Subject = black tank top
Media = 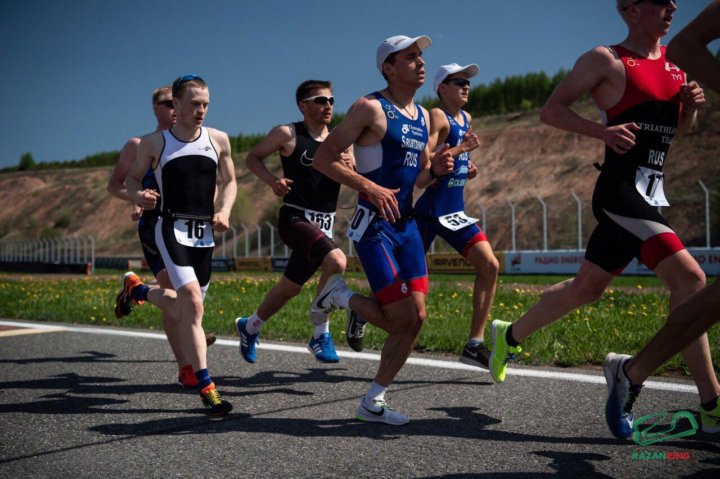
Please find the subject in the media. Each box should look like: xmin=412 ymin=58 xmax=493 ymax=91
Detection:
xmin=280 ymin=122 xmax=340 ymax=213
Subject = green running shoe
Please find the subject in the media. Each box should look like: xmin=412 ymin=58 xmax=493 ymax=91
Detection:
xmin=489 ymin=320 xmax=521 ymax=383
xmin=701 ymin=395 xmax=720 ymax=434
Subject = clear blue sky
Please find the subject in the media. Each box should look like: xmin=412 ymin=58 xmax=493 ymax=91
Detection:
xmin=0 ymin=0 xmax=714 ymax=168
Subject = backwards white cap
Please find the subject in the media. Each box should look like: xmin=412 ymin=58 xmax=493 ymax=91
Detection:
xmin=376 ymin=35 xmax=432 ymax=71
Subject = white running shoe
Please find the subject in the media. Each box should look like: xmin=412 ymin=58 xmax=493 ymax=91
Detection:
xmin=309 ymin=274 xmax=349 ymax=325
xmin=355 ymin=398 xmax=409 ymax=426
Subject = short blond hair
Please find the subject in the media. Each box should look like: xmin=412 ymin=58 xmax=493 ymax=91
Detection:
xmin=152 ymin=86 xmax=172 ymax=105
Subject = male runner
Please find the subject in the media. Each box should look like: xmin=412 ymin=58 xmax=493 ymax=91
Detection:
xmin=487 ymin=0 xmax=720 ymax=438
xmin=109 ymin=86 xmax=215 ymax=389
xmin=119 ymin=75 xmax=237 ymax=416
xmin=234 ymin=80 xmax=351 ymax=364
xmin=414 ymin=63 xmax=499 ymax=369
xmin=605 ymin=0 xmax=720 ymax=439
xmin=313 ymin=35 xmax=454 ymax=425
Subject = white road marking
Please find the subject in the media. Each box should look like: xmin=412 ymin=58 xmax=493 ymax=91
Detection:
xmin=0 ymin=319 xmax=697 ymax=394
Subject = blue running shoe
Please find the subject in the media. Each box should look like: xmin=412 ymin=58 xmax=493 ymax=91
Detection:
xmin=308 ymin=332 xmax=340 ymax=363
xmin=603 ymin=352 xmax=641 ymax=439
xmin=235 ymin=317 xmax=259 ymax=364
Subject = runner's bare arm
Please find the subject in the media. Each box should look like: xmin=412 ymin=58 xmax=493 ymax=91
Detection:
xmin=245 ymin=125 xmax=294 ymax=197
xmin=211 ymin=129 xmax=237 ymax=232
xmin=314 ymin=96 xmax=401 ymax=221
xmin=417 ymin=107 xmax=453 ymax=188
xmin=541 ymin=47 xmax=639 ymax=155
xmin=107 ymin=137 xmax=141 ymax=202
xmin=127 ymin=132 xmax=162 ymax=211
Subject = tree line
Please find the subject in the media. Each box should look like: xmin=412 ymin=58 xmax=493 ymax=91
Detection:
xmin=4 ymin=68 xmax=571 ymax=173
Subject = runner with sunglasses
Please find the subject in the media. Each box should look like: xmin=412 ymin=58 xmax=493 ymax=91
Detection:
xmin=604 ymin=0 xmax=720 ymax=440
xmin=234 ymin=80 xmax=353 ymax=364
xmin=109 ymin=86 xmax=216 ymax=389
xmin=486 ymin=0 xmax=720 ymax=438
xmin=313 ymin=35 xmax=454 ymax=425
xmin=119 ymin=75 xmax=237 ymax=416
xmin=413 ymin=63 xmax=499 ymax=370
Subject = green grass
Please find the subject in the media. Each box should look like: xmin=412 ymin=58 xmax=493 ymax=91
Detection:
xmin=0 ymin=272 xmax=717 ymax=376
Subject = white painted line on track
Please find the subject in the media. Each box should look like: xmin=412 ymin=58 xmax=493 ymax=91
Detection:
xmin=0 ymin=319 xmax=697 ymax=394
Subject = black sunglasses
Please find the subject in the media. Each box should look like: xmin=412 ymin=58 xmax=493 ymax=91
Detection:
xmin=443 ymin=78 xmax=470 ymax=88
xmin=301 ymin=95 xmax=335 ymax=106
xmin=627 ymin=0 xmax=674 ymax=9
xmin=156 ymin=100 xmax=174 ymax=109
xmin=172 ymin=74 xmax=204 ymax=97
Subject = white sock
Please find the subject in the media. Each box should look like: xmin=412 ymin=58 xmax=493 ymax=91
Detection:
xmin=364 ymin=381 xmax=387 ymax=407
xmin=313 ymin=321 xmax=329 ymax=339
xmin=245 ymin=312 xmax=265 ymax=334
xmin=335 ymin=288 xmax=354 ymax=309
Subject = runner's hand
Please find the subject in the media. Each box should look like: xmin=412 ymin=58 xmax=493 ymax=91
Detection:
xmin=273 ymin=178 xmax=293 ymax=197
xmin=602 ymin=123 xmax=640 ymax=155
xmin=467 ymin=161 xmax=478 ymax=180
xmin=212 ymin=210 xmax=230 ymax=232
xmin=137 ymin=189 xmax=160 ymax=210
xmin=680 ymin=81 xmax=705 ymax=110
xmin=365 ymin=183 xmax=401 ymax=222
xmin=130 ymin=204 xmax=143 ymax=221
xmin=462 ymin=126 xmax=480 ymax=153
xmin=432 ymin=144 xmax=454 ymax=176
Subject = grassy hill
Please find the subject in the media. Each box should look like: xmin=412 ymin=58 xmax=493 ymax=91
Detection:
xmin=2 ymin=98 xmax=719 ymax=256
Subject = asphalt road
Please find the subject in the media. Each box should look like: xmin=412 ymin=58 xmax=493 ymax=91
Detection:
xmin=0 ymin=319 xmax=718 ymax=478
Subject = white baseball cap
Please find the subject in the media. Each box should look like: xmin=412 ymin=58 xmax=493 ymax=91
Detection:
xmin=376 ymin=35 xmax=432 ymax=71
xmin=433 ymin=63 xmax=480 ymax=92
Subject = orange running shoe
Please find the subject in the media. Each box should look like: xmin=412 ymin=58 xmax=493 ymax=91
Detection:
xmin=200 ymin=382 xmax=233 ymax=416
xmin=114 ymin=271 xmax=144 ymax=318
xmin=178 ymin=364 xmax=198 ymax=389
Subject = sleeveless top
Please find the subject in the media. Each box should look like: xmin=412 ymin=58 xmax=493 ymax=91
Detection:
xmin=354 ymin=91 xmax=428 ymax=218
xmin=414 ymin=110 xmax=471 ymax=217
xmin=155 ymin=127 xmax=218 ymax=219
xmin=281 ymin=122 xmax=340 ymax=213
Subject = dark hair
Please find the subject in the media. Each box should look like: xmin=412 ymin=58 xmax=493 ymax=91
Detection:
xmin=381 ymin=52 xmax=399 ymax=82
xmin=172 ymin=75 xmax=207 ymax=99
xmin=296 ymin=80 xmax=332 ymax=105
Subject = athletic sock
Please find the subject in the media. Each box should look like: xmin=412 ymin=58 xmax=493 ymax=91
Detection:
xmin=194 ymin=368 xmax=212 ymax=390
xmin=313 ymin=321 xmax=330 ymax=339
xmin=245 ymin=312 xmax=265 ymax=335
xmin=701 ymin=395 xmax=719 ymax=411
xmin=336 ymin=288 xmax=354 ymax=309
xmin=506 ymin=325 xmax=521 ymax=347
xmin=467 ymin=338 xmax=483 ymax=348
xmin=363 ymin=381 xmax=387 ymax=407
xmin=131 ymin=284 xmax=149 ymax=302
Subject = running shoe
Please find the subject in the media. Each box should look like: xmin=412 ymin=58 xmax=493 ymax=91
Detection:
xmin=235 ymin=317 xmax=259 ymax=363
xmin=308 ymin=332 xmax=340 ymax=363
xmin=700 ymin=395 xmax=720 ymax=434
xmin=356 ymin=398 xmax=409 ymax=425
xmin=199 ymin=382 xmax=233 ymax=416
xmin=459 ymin=342 xmax=491 ymax=370
xmin=205 ymin=333 xmax=217 ymax=347
xmin=114 ymin=271 xmax=144 ymax=318
xmin=309 ymin=274 xmax=349 ymax=324
xmin=346 ymin=309 xmax=366 ymax=352
xmin=489 ymin=320 xmax=522 ymax=383
xmin=603 ymin=352 xmax=641 ymax=439
xmin=178 ymin=364 xmax=198 ymax=389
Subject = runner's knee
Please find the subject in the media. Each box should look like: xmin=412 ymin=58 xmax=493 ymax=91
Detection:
xmin=321 ymin=248 xmax=346 ymax=275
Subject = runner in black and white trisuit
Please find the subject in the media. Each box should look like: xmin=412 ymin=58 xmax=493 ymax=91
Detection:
xmin=108 ymin=85 xmax=215 ymax=389
xmin=120 ymin=75 xmax=237 ymax=416
xmin=488 ymin=0 xmax=720 ymax=440
xmin=234 ymin=80 xmax=352 ymax=364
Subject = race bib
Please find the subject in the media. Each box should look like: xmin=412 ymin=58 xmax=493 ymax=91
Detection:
xmin=438 ymin=211 xmax=479 ymax=231
xmin=347 ymin=205 xmax=377 ymax=241
xmin=304 ymin=209 xmax=335 ymax=239
xmin=635 ymin=166 xmax=669 ymax=207
xmin=173 ymin=218 xmax=215 ymax=247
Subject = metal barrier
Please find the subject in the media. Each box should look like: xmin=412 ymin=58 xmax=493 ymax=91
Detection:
xmin=0 ymin=236 xmax=95 ymax=274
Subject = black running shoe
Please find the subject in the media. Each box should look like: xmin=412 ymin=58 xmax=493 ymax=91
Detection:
xmin=346 ymin=309 xmax=366 ymax=352
xmin=459 ymin=342 xmax=491 ymax=370
xmin=200 ymin=382 xmax=233 ymax=416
